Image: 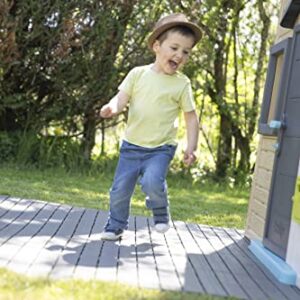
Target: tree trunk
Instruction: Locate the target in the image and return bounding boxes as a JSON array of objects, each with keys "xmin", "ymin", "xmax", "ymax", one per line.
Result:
[
  {"xmin": 82, "ymin": 108, "xmax": 96, "ymax": 162},
  {"xmin": 233, "ymin": 0, "xmax": 271, "ymax": 180},
  {"xmin": 216, "ymin": 114, "xmax": 232, "ymax": 179},
  {"xmin": 232, "ymin": 124, "xmax": 251, "ymax": 182},
  {"xmin": 100, "ymin": 121, "xmax": 105, "ymax": 156},
  {"xmin": 0, "ymin": 109, "xmax": 21, "ymax": 131},
  {"xmin": 248, "ymin": 0, "xmax": 271, "ymax": 138},
  {"xmin": 213, "ymin": 0, "xmax": 232, "ymax": 179},
  {"xmin": 80, "ymin": 1, "xmax": 136, "ymax": 162}
]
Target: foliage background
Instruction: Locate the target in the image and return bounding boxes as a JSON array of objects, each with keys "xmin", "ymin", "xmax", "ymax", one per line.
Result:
[{"xmin": 0, "ymin": 0, "xmax": 279, "ymax": 185}]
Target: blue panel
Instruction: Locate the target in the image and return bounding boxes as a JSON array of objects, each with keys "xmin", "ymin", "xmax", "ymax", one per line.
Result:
[{"xmin": 249, "ymin": 240, "xmax": 297, "ymax": 285}]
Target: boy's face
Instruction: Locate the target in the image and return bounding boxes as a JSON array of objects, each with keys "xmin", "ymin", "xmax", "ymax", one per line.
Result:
[{"xmin": 152, "ymin": 31, "xmax": 194, "ymax": 75}]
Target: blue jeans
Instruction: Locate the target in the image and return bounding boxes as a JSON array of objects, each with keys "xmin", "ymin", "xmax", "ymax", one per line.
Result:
[{"xmin": 105, "ymin": 140, "xmax": 177, "ymax": 231}]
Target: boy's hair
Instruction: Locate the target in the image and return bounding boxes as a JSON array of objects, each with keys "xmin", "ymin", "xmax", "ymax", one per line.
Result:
[{"xmin": 155, "ymin": 25, "xmax": 196, "ymax": 46}]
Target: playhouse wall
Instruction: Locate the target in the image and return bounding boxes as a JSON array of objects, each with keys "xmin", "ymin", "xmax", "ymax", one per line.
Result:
[
  {"xmin": 246, "ymin": 137, "xmax": 275, "ymax": 239},
  {"xmin": 286, "ymin": 162, "xmax": 300, "ymax": 288},
  {"xmin": 245, "ymin": 0, "xmax": 299, "ymax": 240}
]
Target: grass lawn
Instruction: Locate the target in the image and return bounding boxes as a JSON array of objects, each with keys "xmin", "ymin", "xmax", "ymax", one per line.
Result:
[
  {"xmin": 0, "ymin": 164, "xmax": 249, "ymax": 228},
  {"xmin": 0, "ymin": 163, "xmax": 248, "ymax": 300},
  {"xmin": 0, "ymin": 268, "xmax": 239, "ymax": 300}
]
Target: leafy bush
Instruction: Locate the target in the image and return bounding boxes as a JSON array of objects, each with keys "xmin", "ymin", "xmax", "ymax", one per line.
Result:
[
  {"xmin": 37, "ymin": 135, "xmax": 84, "ymax": 170},
  {"xmin": 0, "ymin": 131, "xmax": 85, "ymax": 171},
  {"xmin": 0, "ymin": 132, "xmax": 19, "ymax": 162}
]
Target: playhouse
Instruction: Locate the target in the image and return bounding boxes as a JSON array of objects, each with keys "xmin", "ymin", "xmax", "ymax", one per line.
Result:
[{"xmin": 246, "ymin": 0, "xmax": 300, "ymax": 287}]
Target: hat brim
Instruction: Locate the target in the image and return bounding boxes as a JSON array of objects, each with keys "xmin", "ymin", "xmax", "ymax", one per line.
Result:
[{"xmin": 148, "ymin": 21, "xmax": 202, "ymax": 50}]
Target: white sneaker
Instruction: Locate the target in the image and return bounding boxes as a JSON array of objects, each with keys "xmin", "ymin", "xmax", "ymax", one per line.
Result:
[
  {"xmin": 155, "ymin": 223, "xmax": 170, "ymax": 234},
  {"xmin": 100, "ymin": 229, "xmax": 123, "ymax": 241}
]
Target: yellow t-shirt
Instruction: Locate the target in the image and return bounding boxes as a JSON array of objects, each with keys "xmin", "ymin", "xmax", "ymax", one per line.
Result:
[{"xmin": 118, "ymin": 64, "xmax": 196, "ymax": 148}]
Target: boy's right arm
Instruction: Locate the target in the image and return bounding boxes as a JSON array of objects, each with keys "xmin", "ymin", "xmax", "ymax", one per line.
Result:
[{"xmin": 100, "ymin": 90, "xmax": 130, "ymax": 118}]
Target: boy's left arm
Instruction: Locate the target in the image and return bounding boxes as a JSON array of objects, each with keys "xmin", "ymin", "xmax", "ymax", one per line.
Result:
[{"xmin": 183, "ymin": 110, "xmax": 199, "ymax": 166}]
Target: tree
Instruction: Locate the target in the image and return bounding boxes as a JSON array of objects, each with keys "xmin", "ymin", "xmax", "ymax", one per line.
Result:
[
  {"xmin": 174, "ymin": 0, "xmax": 274, "ymax": 182},
  {"xmin": 0, "ymin": 0, "xmax": 165, "ymax": 162},
  {"xmin": 0, "ymin": 0, "xmax": 277, "ymax": 180}
]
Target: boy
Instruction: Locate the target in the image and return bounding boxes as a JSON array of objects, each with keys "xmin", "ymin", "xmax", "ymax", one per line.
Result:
[{"xmin": 100, "ymin": 13, "xmax": 201, "ymax": 240}]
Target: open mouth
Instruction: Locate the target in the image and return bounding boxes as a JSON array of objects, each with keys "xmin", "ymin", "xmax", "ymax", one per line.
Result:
[{"xmin": 168, "ymin": 60, "xmax": 179, "ymax": 70}]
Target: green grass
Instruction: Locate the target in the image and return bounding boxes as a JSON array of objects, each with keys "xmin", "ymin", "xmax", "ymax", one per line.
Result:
[
  {"xmin": 0, "ymin": 164, "xmax": 249, "ymax": 228},
  {"xmin": 0, "ymin": 163, "xmax": 248, "ymax": 300},
  {"xmin": 0, "ymin": 268, "xmax": 237, "ymax": 300}
]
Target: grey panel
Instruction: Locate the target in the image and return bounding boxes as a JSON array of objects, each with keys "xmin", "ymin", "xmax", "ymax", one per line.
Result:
[
  {"xmin": 5, "ymin": 203, "xmax": 60, "ymax": 273},
  {"xmin": 50, "ymin": 208, "xmax": 97, "ymax": 279},
  {"xmin": 94, "ymin": 235, "xmax": 119, "ymax": 282},
  {"xmin": 285, "ymin": 99, "xmax": 300, "ymax": 137},
  {"xmin": 1, "ymin": 197, "xmax": 300, "ymax": 298},
  {"xmin": 160, "ymin": 219, "xmax": 204, "ymax": 293},
  {"xmin": 0, "ymin": 197, "xmax": 22, "ymax": 218},
  {"xmin": 0, "ymin": 195, "xmax": 9, "ymax": 201},
  {"xmin": 174, "ymin": 221, "xmax": 227, "ymax": 297},
  {"xmin": 0, "ymin": 199, "xmax": 32, "ymax": 231},
  {"xmin": 135, "ymin": 216, "xmax": 160, "ymax": 290},
  {"xmin": 187, "ymin": 223, "xmax": 248, "ymax": 299},
  {"xmin": 29, "ymin": 207, "xmax": 84, "ymax": 277},
  {"xmin": 229, "ymin": 228, "xmax": 300, "ymax": 300},
  {"xmin": 264, "ymin": 174, "xmax": 295, "ymax": 258},
  {"xmin": 295, "ymin": 25, "xmax": 300, "ymax": 60},
  {"xmin": 289, "ymin": 60, "xmax": 300, "ymax": 99},
  {"xmin": 201, "ymin": 226, "xmax": 267, "ymax": 300},
  {"xmin": 117, "ymin": 216, "xmax": 139, "ymax": 287},
  {"xmin": 263, "ymin": 21, "xmax": 300, "ymax": 258},
  {"xmin": 150, "ymin": 218, "xmax": 182, "ymax": 291},
  {"xmin": 214, "ymin": 227, "xmax": 287, "ymax": 300},
  {"xmin": 285, "ymin": 29, "xmax": 300, "ymax": 137},
  {"xmin": 277, "ymin": 138, "xmax": 300, "ymax": 175},
  {"xmin": 0, "ymin": 201, "xmax": 45, "ymax": 241},
  {"xmin": 73, "ymin": 210, "xmax": 108, "ymax": 280},
  {"xmin": 280, "ymin": 1, "xmax": 300, "ymax": 29},
  {"xmin": 258, "ymin": 38, "xmax": 292, "ymax": 136}
]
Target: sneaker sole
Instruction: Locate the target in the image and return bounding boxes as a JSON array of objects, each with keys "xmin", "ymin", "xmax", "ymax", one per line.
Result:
[
  {"xmin": 100, "ymin": 233, "xmax": 123, "ymax": 241},
  {"xmin": 154, "ymin": 224, "xmax": 170, "ymax": 234}
]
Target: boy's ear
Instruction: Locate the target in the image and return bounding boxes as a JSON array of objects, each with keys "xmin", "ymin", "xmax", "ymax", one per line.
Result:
[{"xmin": 152, "ymin": 40, "xmax": 160, "ymax": 52}]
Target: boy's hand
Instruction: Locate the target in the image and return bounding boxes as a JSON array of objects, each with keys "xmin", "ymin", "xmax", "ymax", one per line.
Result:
[
  {"xmin": 100, "ymin": 103, "xmax": 117, "ymax": 118},
  {"xmin": 100, "ymin": 92, "xmax": 129, "ymax": 118},
  {"xmin": 183, "ymin": 150, "xmax": 197, "ymax": 166}
]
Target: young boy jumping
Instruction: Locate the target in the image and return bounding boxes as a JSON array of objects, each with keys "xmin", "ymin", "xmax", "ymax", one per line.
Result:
[{"xmin": 100, "ymin": 13, "xmax": 201, "ymax": 240}]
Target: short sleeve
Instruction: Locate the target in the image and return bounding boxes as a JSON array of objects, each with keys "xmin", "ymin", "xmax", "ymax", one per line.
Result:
[
  {"xmin": 180, "ymin": 81, "xmax": 196, "ymax": 112},
  {"xmin": 118, "ymin": 68, "xmax": 137, "ymax": 97}
]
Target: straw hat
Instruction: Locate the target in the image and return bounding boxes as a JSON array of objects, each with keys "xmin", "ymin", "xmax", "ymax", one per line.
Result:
[{"xmin": 148, "ymin": 13, "xmax": 202, "ymax": 49}]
